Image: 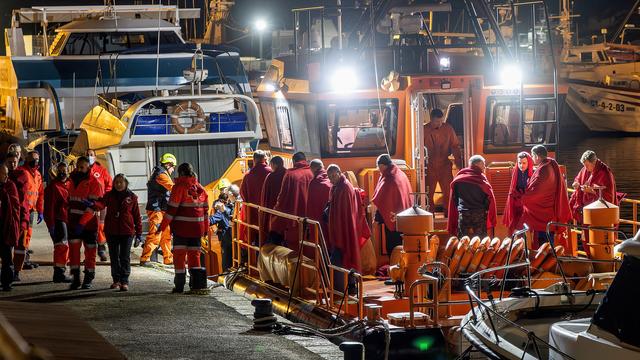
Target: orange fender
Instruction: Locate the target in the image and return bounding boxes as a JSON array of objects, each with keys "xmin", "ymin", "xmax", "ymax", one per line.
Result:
[
  {"xmin": 427, "ymin": 235, "xmax": 440, "ymax": 263},
  {"xmin": 540, "ymin": 245, "xmax": 565, "ymax": 273},
  {"xmin": 440, "ymin": 237, "xmax": 459, "ymax": 264},
  {"xmin": 450, "ymin": 236, "xmax": 470, "ymax": 275},
  {"xmin": 531, "ymin": 242, "xmax": 552, "ymax": 271}
]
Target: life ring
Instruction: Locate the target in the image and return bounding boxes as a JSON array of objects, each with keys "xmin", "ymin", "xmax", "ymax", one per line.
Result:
[
  {"xmin": 171, "ymin": 100, "xmax": 206, "ymax": 134},
  {"xmin": 450, "ymin": 236, "xmax": 470, "ymax": 275},
  {"xmin": 495, "ymin": 238, "xmax": 525, "ymax": 278},
  {"xmin": 440, "ymin": 236, "xmax": 459, "ymax": 264},
  {"xmin": 489, "ymin": 237, "xmax": 502, "ymax": 251},
  {"xmin": 480, "ymin": 236, "xmax": 491, "ymax": 249},
  {"xmin": 467, "ymin": 238, "xmax": 490, "ymax": 274},
  {"xmin": 484, "ymin": 238, "xmax": 511, "ymax": 278},
  {"xmin": 428, "ymin": 235, "xmax": 440, "ymax": 263},
  {"xmin": 469, "ymin": 236, "xmax": 481, "ymax": 252},
  {"xmin": 478, "ymin": 248, "xmax": 496, "ymax": 271},
  {"xmin": 531, "ymin": 242, "xmax": 552, "ymax": 271},
  {"xmin": 540, "ymin": 245, "xmax": 565, "ymax": 273}
]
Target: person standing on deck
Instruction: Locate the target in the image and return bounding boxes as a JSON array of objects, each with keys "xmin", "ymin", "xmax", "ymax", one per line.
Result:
[
  {"xmin": 141, "ymin": 153, "xmax": 176, "ymax": 266},
  {"xmin": 210, "ymin": 192, "xmax": 233, "ymax": 271},
  {"xmin": 270, "ymin": 152, "xmax": 314, "ymax": 251},
  {"xmin": 239, "ymin": 151, "xmax": 271, "ymax": 242},
  {"xmin": 0, "ymin": 164, "xmax": 20, "ymax": 291},
  {"xmin": 86, "ymin": 149, "xmax": 113, "ymax": 262},
  {"xmin": 67, "ymin": 156, "xmax": 105, "ymax": 289},
  {"xmin": 569, "ymin": 150, "xmax": 618, "ymax": 223},
  {"xmin": 260, "ymin": 156, "xmax": 286, "ymax": 238},
  {"xmin": 44, "ymin": 162, "xmax": 72, "ymax": 283},
  {"xmin": 159, "ymin": 163, "xmax": 209, "ymax": 293},
  {"xmin": 424, "ymin": 108, "xmax": 462, "ymax": 216},
  {"xmin": 16, "ymin": 150, "xmax": 44, "ymax": 270},
  {"xmin": 522, "ymin": 145, "xmax": 571, "ymax": 248},
  {"xmin": 5, "ymin": 152, "xmax": 30, "ymax": 282},
  {"xmin": 447, "ymin": 155, "xmax": 497, "ymax": 238},
  {"xmin": 503, "ymin": 152, "xmax": 534, "ymax": 234},
  {"xmin": 371, "ymin": 154, "xmax": 413, "ymax": 258}
]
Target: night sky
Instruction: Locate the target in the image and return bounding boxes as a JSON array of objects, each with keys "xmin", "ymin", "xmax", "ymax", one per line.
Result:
[{"xmin": 0, "ymin": 0, "xmax": 636, "ymax": 56}]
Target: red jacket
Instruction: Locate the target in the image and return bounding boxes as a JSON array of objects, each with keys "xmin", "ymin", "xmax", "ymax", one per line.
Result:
[
  {"xmin": 0, "ymin": 180, "xmax": 21, "ymax": 246},
  {"xmin": 17, "ymin": 165, "xmax": 44, "ymax": 214},
  {"xmin": 99, "ymin": 189, "xmax": 142, "ymax": 237},
  {"xmin": 44, "ymin": 177, "xmax": 70, "ymax": 228},
  {"xmin": 160, "ymin": 176, "xmax": 209, "ymax": 238},
  {"xmin": 90, "ymin": 162, "xmax": 113, "ymax": 193},
  {"xmin": 67, "ymin": 172, "xmax": 105, "ymax": 231},
  {"xmin": 9, "ymin": 169, "xmax": 30, "ymax": 230}
]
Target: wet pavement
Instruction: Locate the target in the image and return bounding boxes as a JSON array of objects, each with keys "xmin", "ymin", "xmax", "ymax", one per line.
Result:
[{"xmin": 1, "ymin": 224, "xmax": 342, "ymax": 360}]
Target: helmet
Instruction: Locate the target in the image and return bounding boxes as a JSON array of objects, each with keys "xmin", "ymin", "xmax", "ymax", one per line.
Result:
[
  {"xmin": 160, "ymin": 153, "xmax": 177, "ymax": 166},
  {"xmin": 217, "ymin": 178, "xmax": 231, "ymax": 190}
]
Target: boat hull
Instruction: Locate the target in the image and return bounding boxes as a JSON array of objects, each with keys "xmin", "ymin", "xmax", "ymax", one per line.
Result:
[{"xmin": 566, "ymin": 82, "xmax": 640, "ymax": 132}]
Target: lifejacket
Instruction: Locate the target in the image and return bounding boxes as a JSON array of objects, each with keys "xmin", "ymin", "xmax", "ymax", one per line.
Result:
[
  {"xmin": 18, "ymin": 165, "xmax": 43, "ymax": 213},
  {"xmin": 67, "ymin": 172, "xmax": 104, "ymax": 231},
  {"xmin": 146, "ymin": 165, "xmax": 171, "ymax": 211}
]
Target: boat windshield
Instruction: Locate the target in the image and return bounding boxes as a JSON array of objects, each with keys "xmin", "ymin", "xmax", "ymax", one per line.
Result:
[{"xmin": 57, "ymin": 31, "xmax": 183, "ymax": 55}]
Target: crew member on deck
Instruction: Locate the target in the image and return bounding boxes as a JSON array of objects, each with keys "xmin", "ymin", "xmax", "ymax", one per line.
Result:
[
  {"xmin": 239, "ymin": 150, "xmax": 271, "ymax": 243},
  {"xmin": 447, "ymin": 155, "xmax": 497, "ymax": 238},
  {"xmin": 424, "ymin": 108, "xmax": 462, "ymax": 215},
  {"xmin": 503, "ymin": 152, "xmax": 534, "ymax": 234},
  {"xmin": 0, "ymin": 164, "xmax": 20, "ymax": 291},
  {"xmin": 271, "ymin": 152, "xmax": 314, "ymax": 250},
  {"xmin": 569, "ymin": 150, "xmax": 618, "ymax": 222},
  {"xmin": 44, "ymin": 162, "xmax": 72, "ymax": 283},
  {"xmin": 87, "ymin": 149, "xmax": 113, "ymax": 262},
  {"xmin": 306, "ymin": 159, "xmax": 332, "ymax": 222},
  {"xmin": 522, "ymin": 145, "xmax": 571, "ymax": 248},
  {"xmin": 260, "ymin": 156, "xmax": 286, "ymax": 238},
  {"xmin": 371, "ymin": 154, "xmax": 413, "ymax": 258}
]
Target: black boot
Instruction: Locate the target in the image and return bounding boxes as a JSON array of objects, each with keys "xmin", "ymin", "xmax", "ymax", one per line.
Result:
[
  {"xmin": 98, "ymin": 244, "xmax": 108, "ymax": 262},
  {"xmin": 13, "ymin": 271, "xmax": 21, "ymax": 282},
  {"xmin": 81, "ymin": 270, "xmax": 95, "ymax": 289},
  {"xmin": 189, "ymin": 269, "xmax": 208, "ymax": 291},
  {"xmin": 172, "ymin": 272, "xmax": 186, "ymax": 293},
  {"xmin": 188, "ymin": 269, "xmax": 194, "ymax": 289},
  {"xmin": 69, "ymin": 269, "xmax": 81, "ymax": 290},
  {"xmin": 53, "ymin": 267, "xmax": 72, "ymax": 283},
  {"xmin": 1, "ymin": 266, "xmax": 13, "ymax": 291}
]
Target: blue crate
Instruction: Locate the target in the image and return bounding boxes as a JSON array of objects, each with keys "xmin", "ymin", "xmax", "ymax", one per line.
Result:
[
  {"xmin": 133, "ymin": 115, "xmax": 168, "ymax": 135},
  {"xmin": 209, "ymin": 112, "xmax": 247, "ymax": 133}
]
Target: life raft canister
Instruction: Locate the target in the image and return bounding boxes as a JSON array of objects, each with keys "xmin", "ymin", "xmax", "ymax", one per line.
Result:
[{"xmin": 171, "ymin": 100, "xmax": 206, "ymax": 134}]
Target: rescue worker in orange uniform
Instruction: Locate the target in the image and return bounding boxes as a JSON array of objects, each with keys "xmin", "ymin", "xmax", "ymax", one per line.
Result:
[
  {"xmin": 141, "ymin": 153, "xmax": 176, "ymax": 265},
  {"xmin": 44, "ymin": 162, "xmax": 72, "ymax": 283},
  {"xmin": 424, "ymin": 108, "xmax": 462, "ymax": 215},
  {"xmin": 87, "ymin": 149, "xmax": 112, "ymax": 262},
  {"xmin": 67, "ymin": 156, "xmax": 105, "ymax": 289},
  {"xmin": 17, "ymin": 150, "xmax": 44, "ymax": 270},
  {"xmin": 160, "ymin": 163, "xmax": 209, "ymax": 293},
  {"xmin": 5, "ymin": 152, "xmax": 30, "ymax": 282}
]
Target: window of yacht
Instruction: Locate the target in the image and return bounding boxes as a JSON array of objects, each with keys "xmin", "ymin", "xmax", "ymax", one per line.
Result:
[
  {"xmin": 60, "ymin": 31, "xmax": 182, "ymax": 55},
  {"xmin": 320, "ymin": 99, "xmax": 398, "ymax": 157}
]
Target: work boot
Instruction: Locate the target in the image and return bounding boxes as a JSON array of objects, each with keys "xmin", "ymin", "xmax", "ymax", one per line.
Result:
[
  {"xmin": 98, "ymin": 244, "xmax": 108, "ymax": 262},
  {"xmin": 172, "ymin": 272, "xmax": 186, "ymax": 293},
  {"xmin": 81, "ymin": 270, "xmax": 95, "ymax": 289},
  {"xmin": 13, "ymin": 271, "xmax": 21, "ymax": 282},
  {"xmin": 69, "ymin": 269, "xmax": 81, "ymax": 290},
  {"xmin": 192, "ymin": 269, "xmax": 208, "ymax": 290},
  {"xmin": 53, "ymin": 267, "xmax": 72, "ymax": 283},
  {"xmin": 150, "ymin": 248, "xmax": 160, "ymax": 263},
  {"xmin": 188, "ymin": 269, "xmax": 194, "ymax": 289}
]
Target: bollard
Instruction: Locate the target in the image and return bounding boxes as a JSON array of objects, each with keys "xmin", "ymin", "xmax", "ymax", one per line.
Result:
[
  {"xmin": 251, "ymin": 298, "xmax": 277, "ymax": 331},
  {"xmin": 339, "ymin": 341, "xmax": 364, "ymax": 360}
]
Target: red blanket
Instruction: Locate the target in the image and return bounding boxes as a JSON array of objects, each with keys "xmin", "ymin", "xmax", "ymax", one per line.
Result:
[
  {"xmin": 240, "ymin": 162, "xmax": 271, "ymax": 233},
  {"xmin": 447, "ymin": 166, "xmax": 497, "ymax": 235},
  {"xmin": 355, "ymin": 188, "xmax": 371, "ymax": 248},
  {"xmin": 259, "ymin": 167, "xmax": 286, "ymax": 235},
  {"xmin": 372, "ymin": 164, "xmax": 413, "ymax": 231},
  {"xmin": 271, "ymin": 161, "xmax": 314, "ymax": 246},
  {"xmin": 306, "ymin": 169, "xmax": 332, "ymax": 221},
  {"xmin": 503, "ymin": 152, "xmax": 534, "ymax": 233},
  {"xmin": 0, "ymin": 180, "xmax": 20, "ymax": 246},
  {"xmin": 328, "ymin": 175, "xmax": 362, "ymax": 271},
  {"xmin": 522, "ymin": 158, "xmax": 571, "ymax": 232},
  {"xmin": 569, "ymin": 159, "xmax": 617, "ymax": 221}
]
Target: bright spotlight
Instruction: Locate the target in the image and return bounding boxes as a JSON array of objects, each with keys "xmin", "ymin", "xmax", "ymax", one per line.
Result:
[
  {"xmin": 439, "ymin": 57, "xmax": 451, "ymax": 71},
  {"xmin": 499, "ymin": 63, "xmax": 522, "ymax": 88},
  {"xmin": 264, "ymin": 83, "xmax": 276, "ymax": 92},
  {"xmin": 254, "ymin": 19, "xmax": 267, "ymax": 32},
  {"xmin": 330, "ymin": 66, "xmax": 358, "ymax": 93}
]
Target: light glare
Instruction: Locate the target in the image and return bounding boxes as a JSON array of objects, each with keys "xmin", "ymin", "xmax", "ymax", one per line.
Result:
[
  {"xmin": 500, "ymin": 63, "xmax": 523, "ymax": 88},
  {"xmin": 331, "ymin": 66, "xmax": 358, "ymax": 93},
  {"xmin": 255, "ymin": 19, "xmax": 267, "ymax": 32}
]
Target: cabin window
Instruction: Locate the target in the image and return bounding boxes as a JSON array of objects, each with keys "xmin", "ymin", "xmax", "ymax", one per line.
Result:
[
  {"xmin": 60, "ymin": 31, "xmax": 182, "ymax": 55},
  {"xmin": 260, "ymin": 100, "xmax": 294, "ymax": 151},
  {"xmin": 580, "ymin": 52, "xmax": 593, "ymax": 63},
  {"xmin": 290, "ymin": 103, "xmax": 312, "ymax": 153},
  {"xmin": 320, "ymin": 99, "xmax": 398, "ymax": 157},
  {"xmin": 484, "ymin": 97, "xmax": 556, "ymax": 152}
]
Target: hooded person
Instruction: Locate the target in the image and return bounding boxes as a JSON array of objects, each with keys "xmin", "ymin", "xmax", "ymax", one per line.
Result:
[
  {"xmin": 522, "ymin": 145, "xmax": 572, "ymax": 248},
  {"xmin": 0, "ymin": 164, "xmax": 20, "ymax": 291},
  {"xmin": 270, "ymin": 152, "xmax": 314, "ymax": 251},
  {"xmin": 239, "ymin": 151, "xmax": 272, "ymax": 243},
  {"xmin": 503, "ymin": 152, "xmax": 534, "ymax": 234},
  {"xmin": 371, "ymin": 154, "xmax": 413, "ymax": 257},
  {"xmin": 87, "ymin": 149, "xmax": 113, "ymax": 262},
  {"xmin": 306, "ymin": 159, "xmax": 332, "ymax": 222},
  {"xmin": 424, "ymin": 108, "xmax": 462, "ymax": 215},
  {"xmin": 260, "ymin": 156, "xmax": 286, "ymax": 238},
  {"xmin": 447, "ymin": 155, "xmax": 497, "ymax": 238},
  {"xmin": 569, "ymin": 150, "xmax": 618, "ymax": 222},
  {"xmin": 44, "ymin": 162, "xmax": 72, "ymax": 283}
]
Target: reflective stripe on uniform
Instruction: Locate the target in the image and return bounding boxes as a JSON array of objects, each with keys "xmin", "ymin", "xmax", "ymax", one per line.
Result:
[
  {"xmin": 70, "ymin": 196, "xmax": 85, "ymax": 201},
  {"xmin": 70, "ymin": 209, "xmax": 87, "ymax": 215},
  {"xmin": 14, "ymin": 249, "xmax": 26, "ymax": 255},
  {"xmin": 177, "ymin": 202, "xmax": 208, "ymax": 208},
  {"xmin": 187, "ymin": 246, "xmax": 201, "ymax": 251},
  {"xmin": 164, "ymin": 214, "xmax": 174, "ymax": 221},
  {"xmin": 175, "ymin": 269, "xmax": 186, "ymax": 274},
  {"xmin": 173, "ymin": 216, "xmax": 205, "ymax": 222}
]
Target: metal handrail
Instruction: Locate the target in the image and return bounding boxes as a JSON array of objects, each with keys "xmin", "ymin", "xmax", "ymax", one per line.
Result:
[{"xmin": 567, "ymin": 187, "xmax": 640, "ymax": 234}]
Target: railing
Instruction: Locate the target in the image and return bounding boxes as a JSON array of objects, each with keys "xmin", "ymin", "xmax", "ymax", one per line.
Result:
[
  {"xmin": 231, "ymin": 201, "xmax": 365, "ymax": 319},
  {"xmin": 566, "ymin": 187, "xmax": 640, "ymax": 234}
]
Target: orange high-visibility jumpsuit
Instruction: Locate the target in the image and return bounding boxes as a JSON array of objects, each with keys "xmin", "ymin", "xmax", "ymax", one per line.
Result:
[
  {"xmin": 90, "ymin": 162, "xmax": 112, "ymax": 248},
  {"xmin": 14, "ymin": 165, "xmax": 43, "ymax": 271},
  {"xmin": 141, "ymin": 167, "xmax": 174, "ymax": 264},
  {"xmin": 67, "ymin": 173, "xmax": 104, "ymax": 275},
  {"xmin": 424, "ymin": 122, "xmax": 462, "ymax": 215}
]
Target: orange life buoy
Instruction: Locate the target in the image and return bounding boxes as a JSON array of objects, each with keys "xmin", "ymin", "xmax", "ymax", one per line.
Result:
[
  {"xmin": 171, "ymin": 100, "xmax": 206, "ymax": 134},
  {"xmin": 458, "ymin": 246, "xmax": 475, "ymax": 274},
  {"xmin": 484, "ymin": 238, "xmax": 511, "ymax": 278},
  {"xmin": 478, "ymin": 248, "xmax": 496, "ymax": 271},
  {"xmin": 489, "ymin": 237, "xmax": 501, "ymax": 251},
  {"xmin": 531, "ymin": 242, "xmax": 552, "ymax": 271},
  {"xmin": 440, "ymin": 237, "xmax": 459, "ymax": 264},
  {"xmin": 469, "ymin": 236, "xmax": 481, "ymax": 252},
  {"xmin": 494, "ymin": 238, "xmax": 525, "ymax": 278},
  {"xmin": 467, "ymin": 248, "xmax": 485, "ymax": 274},
  {"xmin": 480, "ymin": 236, "xmax": 491, "ymax": 249},
  {"xmin": 450, "ymin": 236, "xmax": 470, "ymax": 275},
  {"xmin": 540, "ymin": 245, "xmax": 565, "ymax": 273},
  {"xmin": 428, "ymin": 235, "xmax": 439, "ymax": 262}
]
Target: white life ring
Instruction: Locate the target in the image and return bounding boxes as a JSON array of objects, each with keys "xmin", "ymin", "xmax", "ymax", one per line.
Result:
[{"xmin": 171, "ymin": 100, "xmax": 206, "ymax": 134}]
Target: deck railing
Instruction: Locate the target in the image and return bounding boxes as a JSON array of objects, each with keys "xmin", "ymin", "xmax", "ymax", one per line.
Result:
[{"xmin": 231, "ymin": 201, "xmax": 365, "ymax": 319}]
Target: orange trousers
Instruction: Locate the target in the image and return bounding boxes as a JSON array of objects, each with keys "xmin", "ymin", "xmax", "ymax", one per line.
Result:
[{"xmin": 141, "ymin": 210, "xmax": 173, "ymax": 264}]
